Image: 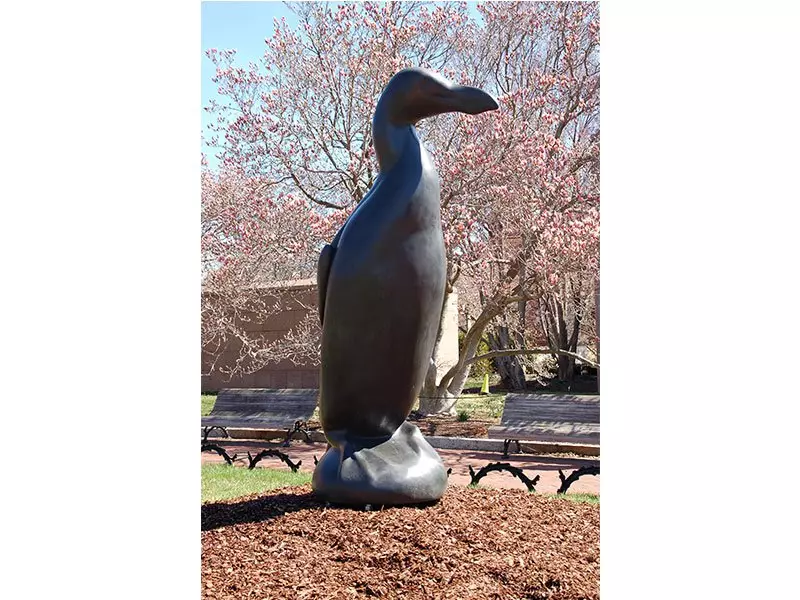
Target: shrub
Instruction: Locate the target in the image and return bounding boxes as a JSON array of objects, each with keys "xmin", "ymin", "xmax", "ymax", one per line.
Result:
[{"xmin": 457, "ymin": 410, "xmax": 470, "ymax": 422}]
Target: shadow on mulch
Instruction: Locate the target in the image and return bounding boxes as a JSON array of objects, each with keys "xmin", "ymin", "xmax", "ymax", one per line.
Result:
[
  {"xmin": 202, "ymin": 490, "xmax": 444, "ymax": 531},
  {"xmin": 202, "ymin": 490, "xmax": 324, "ymax": 531}
]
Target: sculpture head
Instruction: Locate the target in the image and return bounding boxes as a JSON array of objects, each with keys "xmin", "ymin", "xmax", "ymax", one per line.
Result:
[{"xmin": 375, "ymin": 67, "xmax": 499, "ymax": 126}]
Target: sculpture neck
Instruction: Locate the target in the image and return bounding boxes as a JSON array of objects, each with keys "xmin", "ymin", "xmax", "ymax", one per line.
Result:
[{"xmin": 372, "ymin": 106, "xmax": 416, "ymax": 172}]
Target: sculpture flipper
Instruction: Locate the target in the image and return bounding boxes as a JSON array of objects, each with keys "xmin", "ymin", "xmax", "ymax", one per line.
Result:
[
  {"xmin": 317, "ymin": 224, "xmax": 346, "ymax": 325},
  {"xmin": 317, "ymin": 243, "xmax": 335, "ymax": 325}
]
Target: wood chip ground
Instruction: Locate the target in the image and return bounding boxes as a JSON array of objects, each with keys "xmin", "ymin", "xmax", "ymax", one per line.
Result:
[{"xmin": 202, "ymin": 485, "xmax": 599, "ymax": 599}]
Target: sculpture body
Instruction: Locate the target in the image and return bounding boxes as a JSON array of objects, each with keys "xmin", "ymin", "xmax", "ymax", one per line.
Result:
[{"xmin": 312, "ymin": 68, "xmax": 498, "ymax": 505}]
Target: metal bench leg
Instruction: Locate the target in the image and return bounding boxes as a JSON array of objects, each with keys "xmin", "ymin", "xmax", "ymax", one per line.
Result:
[
  {"xmin": 283, "ymin": 420, "xmax": 312, "ymax": 447},
  {"xmin": 502, "ymin": 439, "xmax": 521, "ymax": 458}
]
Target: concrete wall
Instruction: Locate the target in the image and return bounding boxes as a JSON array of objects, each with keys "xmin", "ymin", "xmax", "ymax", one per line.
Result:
[
  {"xmin": 201, "ymin": 282, "xmax": 459, "ymax": 393},
  {"xmin": 434, "ymin": 290, "xmax": 460, "ymax": 383}
]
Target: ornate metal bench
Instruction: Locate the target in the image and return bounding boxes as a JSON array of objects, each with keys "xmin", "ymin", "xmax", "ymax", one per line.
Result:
[
  {"xmin": 201, "ymin": 388, "xmax": 319, "ymax": 445},
  {"xmin": 488, "ymin": 393, "xmax": 600, "ymax": 457}
]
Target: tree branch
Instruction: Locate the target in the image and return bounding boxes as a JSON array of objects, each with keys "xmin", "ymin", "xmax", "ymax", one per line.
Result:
[{"xmin": 466, "ymin": 348, "xmax": 599, "ymax": 369}]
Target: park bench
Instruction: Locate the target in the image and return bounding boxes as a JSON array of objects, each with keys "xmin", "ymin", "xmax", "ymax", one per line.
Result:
[
  {"xmin": 201, "ymin": 388, "xmax": 319, "ymax": 444},
  {"xmin": 488, "ymin": 393, "xmax": 600, "ymax": 457}
]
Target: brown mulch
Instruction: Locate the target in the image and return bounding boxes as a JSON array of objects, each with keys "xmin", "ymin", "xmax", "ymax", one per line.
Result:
[
  {"xmin": 415, "ymin": 415, "xmax": 493, "ymax": 438},
  {"xmin": 308, "ymin": 417, "xmax": 492, "ymax": 438},
  {"xmin": 202, "ymin": 485, "xmax": 599, "ymax": 600}
]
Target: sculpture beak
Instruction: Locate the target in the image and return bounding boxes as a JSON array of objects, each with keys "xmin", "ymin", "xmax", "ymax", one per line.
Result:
[
  {"xmin": 441, "ymin": 85, "xmax": 499, "ymax": 115},
  {"xmin": 393, "ymin": 71, "xmax": 500, "ymax": 123}
]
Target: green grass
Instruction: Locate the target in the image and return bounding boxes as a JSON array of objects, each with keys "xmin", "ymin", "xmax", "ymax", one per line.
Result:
[
  {"xmin": 463, "ymin": 373, "xmax": 502, "ymax": 390},
  {"xmin": 202, "ymin": 463, "xmax": 312, "ymax": 503},
  {"xmin": 552, "ymin": 493, "xmax": 599, "ymax": 504},
  {"xmin": 453, "ymin": 393, "xmax": 506, "ymax": 420},
  {"xmin": 201, "ymin": 394, "xmax": 217, "ymax": 416}
]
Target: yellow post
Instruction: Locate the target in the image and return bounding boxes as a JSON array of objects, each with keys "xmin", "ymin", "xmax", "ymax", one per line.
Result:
[{"xmin": 480, "ymin": 373, "xmax": 490, "ymax": 395}]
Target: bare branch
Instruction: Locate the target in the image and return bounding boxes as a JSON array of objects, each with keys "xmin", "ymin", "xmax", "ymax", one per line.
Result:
[{"xmin": 466, "ymin": 348, "xmax": 599, "ymax": 369}]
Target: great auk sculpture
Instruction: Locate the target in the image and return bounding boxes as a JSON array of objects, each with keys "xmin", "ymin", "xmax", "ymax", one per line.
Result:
[{"xmin": 312, "ymin": 68, "xmax": 499, "ymax": 505}]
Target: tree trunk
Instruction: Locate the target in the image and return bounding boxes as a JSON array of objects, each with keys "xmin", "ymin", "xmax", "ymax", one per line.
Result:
[
  {"xmin": 555, "ymin": 311, "xmax": 580, "ymax": 383},
  {"xmin": 557, "ymin": 354, "xmax": 575, "ymax": 382},
  {"xmin": 417, "ymin": 392, "xmax": 458, "ymax": 415},
  {"xmin": 419, "ymin": 254, "xmax": 528, "ymax": 414},
  {"xmin": 417, "ymin": 305, "xmax": 501, "ymax": 415},
  {"xmin": 539, "ymin": 287, "xmax": 582, "ymax": 385},
  {"xmin": 487, "ymin": 325, "xmax": 526, "ymax": 390}
]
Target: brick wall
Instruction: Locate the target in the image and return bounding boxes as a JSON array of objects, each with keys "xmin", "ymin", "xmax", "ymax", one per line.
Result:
[
  {"xmin": 201, "ymin": 281, "xmax": 459, "ymax": 393},
  {"xmin": 201, "ymin": 281, "xmax": 320, "ymax": 392}
]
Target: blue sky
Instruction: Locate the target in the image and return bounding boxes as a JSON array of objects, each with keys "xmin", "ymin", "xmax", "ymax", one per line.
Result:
[
  {"xmin": 201, "ymin": 2, "xmax": 299, "ymax": 168},
  {"xmin": 201, "ymin": 1, "xmax": 484, "ymax": 170}
]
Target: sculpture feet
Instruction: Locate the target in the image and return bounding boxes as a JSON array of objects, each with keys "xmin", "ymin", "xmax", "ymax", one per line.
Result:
[{"xmin": 312, "ymin": 421, "xmax": 448, "ymax": 506}]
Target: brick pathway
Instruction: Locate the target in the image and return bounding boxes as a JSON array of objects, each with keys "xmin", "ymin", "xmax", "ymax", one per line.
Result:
[{"xmin": 202, "ymin": 440, "xmax": 599, "ymax": 495}]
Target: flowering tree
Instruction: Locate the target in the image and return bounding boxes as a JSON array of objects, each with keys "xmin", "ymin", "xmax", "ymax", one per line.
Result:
[
  {"xmin": 202, "ymin": 1, "xmax": 600, "ymax": 409},
  {"xmin": 203, "ymin": 1, "xmax": 474, "ymax": 383},
  {"xmin": 201, "ymin": 168, "xmax": 332, "ymax": 377},
  {"xmin": 417, "ymin": 1, "xmax": 600, "ymax": 409},
  {"xmin": 204, "ymin": 1, "xmax": 472, "ymax": 208}
]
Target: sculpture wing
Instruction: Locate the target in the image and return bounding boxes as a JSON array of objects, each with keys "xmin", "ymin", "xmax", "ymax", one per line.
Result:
[
  {"xmin": 317, "ymin": 175, "xmax": 384, "ymax": 325},
  {"xmin": 317, "ymin": 242, "xmax": 336, "ymax": 325}
]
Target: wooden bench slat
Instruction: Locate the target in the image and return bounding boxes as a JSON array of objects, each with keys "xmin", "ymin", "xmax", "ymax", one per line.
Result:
[
  {"xmin": 500, "ymin": 415, "xmax": 598, "ymax": 424},
  {"xmin": 503, "ymin": 401, "xmax": 598, "ymax": 408},
  {"xmin": 489, "ymin": 425, "xmax": 600, "ymax": 444},
  {"xmin": 212, "ymin": 389, "xmax": 318, "ymax": 399},
  {"xmin": 203, "ymin": 418, "xmax": 299, "ymax": 425},
  {"xmin": 491, "ymin": 423, "xmax": 600, "ymax": 434},
  {"xmin": 207, "ymin": 412, "xmax": 314, "ymax": 418},
  {"xmin": 502, "ymin": 399, "xmax": 599, "ymax": 407},
  {"xmin": 500, "ymin": 409, "xmax": 599, "ymax": 417},
  {"xmin": 212, "ymin": 403, "xmax": 317, "ymax": 409},
  {"xmin": 490, "ymin": 393, "xmax": 600, "ymax": 446},
  {"xmin": 501, "ymin": 404, "xmax": 599, "ymax": 412},
  {"xmin": 501, "ymin": 408, "xmax": 598, "ymax": 416}
]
